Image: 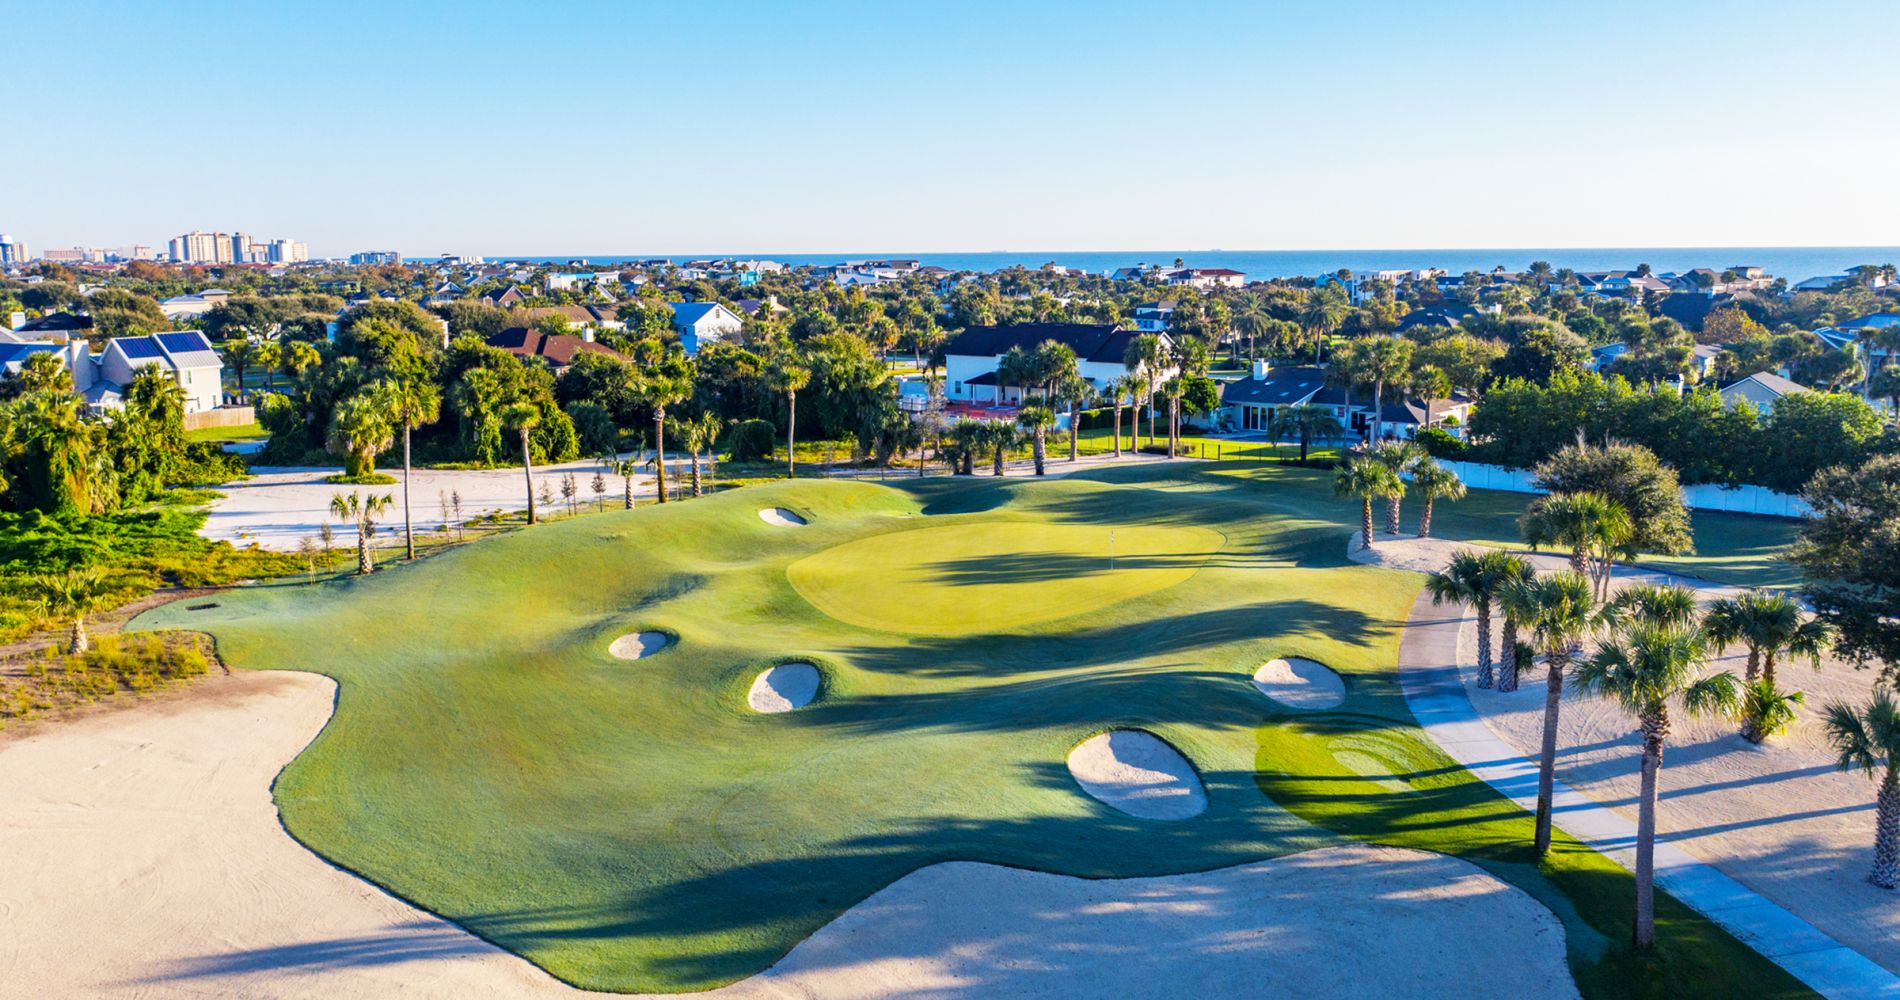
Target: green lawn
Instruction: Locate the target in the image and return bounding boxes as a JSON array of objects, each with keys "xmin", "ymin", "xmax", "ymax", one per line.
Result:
[
  {"xmin": 183, "ymin": 421, "xmax": 270, "ymax": 445},
  {"xmin": 132, "ymin": 465, "xmax": 1807, "ymax": 996}
]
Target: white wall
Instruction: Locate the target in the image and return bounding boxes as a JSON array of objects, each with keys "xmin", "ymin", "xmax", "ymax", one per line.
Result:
[{"xmin": 1434, "ymin": 460, "xmax": 1812, "ymax": 518}]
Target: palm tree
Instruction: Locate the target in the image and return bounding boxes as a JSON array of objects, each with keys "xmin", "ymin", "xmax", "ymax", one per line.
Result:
[
  {"xmin": 1057, "ymin": 374, "xmax": 1092, "ymax": 463},
  {"xmin": 329, "ymin": 490, "xmax": 394, "ymax": 575},
  {"xmin": 1824, "ymin": 689, "xmax": 1900, "ymax": 888},
  {"xmin": 1516, "ymin": 570, "xmax": 1601, "ymax": 857},
  {"xmin": 1106, "ymin": 376, "xmax": 1135, "ymax": 456},
  {"xmin": 1607, "ymin": 582, "xmax": 1701, "ymax": 630},
  {"xmin": 388, "ymin": 376, "xmax": 441, "ymax": 560},
  {"xmin": 1301, "ymin": 284, "xmax": 1349, "ymax": 364},
  {"xmin": 1521, "ymin": 491, "xmax": 1633, "ymax": 600},
  {"xmin": 1426, "ymin": 550, "xmax": 1503, "ymax": 688},
  {"xmin": 1016, "ymin": 401, "xmax": 1056, "ymax": 475},
  {"xmin": 1163, "ymin": 338, "xmax": 1209, "ymax": 457},
  {"xmin": 1577, "ymin": 610, "xmax": 1739, "ymax": 948},
  {"xmin": 32, "ymin": 567, "xmax": 121, "ymax": 655},
  {"xmin": 1123, "ymin": 333, "xmax": 1165, "ymax": 447},
  {"xmin": 1234, "ymin": 291, "xmax": 1271, "ymax": 361},
  {"xmin": 502, "ymin": 402, "xmax": 542, "ymax": 524},
  {"xmin": 325, "ymin": 383, "xmax": 397, "ymax": 480},
  {"xmin": 642, "ymin": 367, "xmax": 694, "ymax": 503},
  {"xmin": 668, "ymin": 411, "xmax": 722, "ymax": 497},
  {"xmin": 985, "ymin": 420, "xmax": 1017, "ymax": 476},
  {"xmin": 1738, "ymin": 679, "xmax": 1805, "ymax": 743},
  {"xmin": 949, "ymin": 418, "xmax": 983, "ymax": 475},
  {"xmin": 1369, "ymin": 440, "xmax": 1425, "ymax": 534},
  {"xmin": 1410, "ymin": 459, "xmax": 1466, "ymax": 538},
  {"xmin": 602, "ymin": 447, "xmax": 641, "ymax": 509},
  {"xmin": 1334, "ymin": 456, "xmax": 1402, "ymax": 550},
  {"xmin": 1361, "ymin": 336, "xmax": 1416, "ymax": 443},
  {"xmin": 1703, "ymin": 589, "xmax": 1833, "ymax": 688},
  {"xmin": 1279, "ymin": 403, "xmax": 1343, "ymax": 461},
  {"xmin": 772, "ymin": 360, "xmax": 810, "ymax": 477},
  {"xmin": 1489, "ymin": 554, "xmax": 1538, "ymax": 691}
]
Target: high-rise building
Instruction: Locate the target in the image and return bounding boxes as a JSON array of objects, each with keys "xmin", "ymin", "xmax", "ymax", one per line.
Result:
[
  {"xmin": 0, "ymin": 234, "xmax": 26, "ymax": 267},
  {"xmin": 230, "ymin": 232, "xmax": 252, "ymax": 263},
  {"xmin": 266, "ymin": 239, "xmax": 308, "ymax": 264},
  {"xmin": 348, "ymin": 250, "xmax": 402, "ymax": 266}
]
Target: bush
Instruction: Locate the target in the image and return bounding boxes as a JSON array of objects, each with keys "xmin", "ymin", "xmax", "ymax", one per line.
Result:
[
  {"xmin": 325, "ymin": 472, "xmax": 398, "ymax": 485},
  {"xmin": 725, "ymin": 419, "xmax": 778, "ymax": 462},
  {"xmin": 1415, "ymin": 427, "xmax": 1466, "ymax": 460}
]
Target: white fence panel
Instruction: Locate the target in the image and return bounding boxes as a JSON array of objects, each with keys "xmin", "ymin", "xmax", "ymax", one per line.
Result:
[{"xmin": 1435, "ymin": 461, "xmax": 1810, "ymax": 519}]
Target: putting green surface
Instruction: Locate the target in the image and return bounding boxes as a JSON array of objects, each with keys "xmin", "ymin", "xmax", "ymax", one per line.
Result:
[
  {"xmin": 133, "ymin": 463, "xmax": 1808, "ymax": 998},
  {"xmin": 788, "ymin": 521, "xmax": 1223, "ymax": 635}
]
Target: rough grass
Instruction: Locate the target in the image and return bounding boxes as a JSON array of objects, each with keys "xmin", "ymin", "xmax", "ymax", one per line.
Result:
[{"xmin": 132, "ymin": 463, "xmax": 1808, "ymax": 996}]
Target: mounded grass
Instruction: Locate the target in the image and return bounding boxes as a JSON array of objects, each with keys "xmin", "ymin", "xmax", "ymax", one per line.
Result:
[{"xmin": 132, "ymin": 462, "xmax": 1808, "ymax": 996}]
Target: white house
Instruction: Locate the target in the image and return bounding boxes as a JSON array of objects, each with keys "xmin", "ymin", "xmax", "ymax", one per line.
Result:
[
  {"xmin": 157, "ymin": 287, "xmax": 233, "ymax": 321},
  {"xmin": 8, "ymin": 332, "xmax": 223, "ymax": 413},
  {"xmin": 940, "ymin": 322, "xmax": 1170, "ymax": 407},
  {"xmin": 1130, "ymin": 301, "xmax": 1174, "ymax": 332},
  {"xmin": 1165, "ymin": 267, "xmax": 1245, "ymax": 290},
  {"xmin": 1717, "ymin": 371, "xmax": 1807, "ymax": 410},
  {"xmin": 1218, "ymin": 359, "xmax": 1470, "ymax": 440},
  {"xmin": 668, "ymin": 302, "xmax": 745, "ymax": 355}
]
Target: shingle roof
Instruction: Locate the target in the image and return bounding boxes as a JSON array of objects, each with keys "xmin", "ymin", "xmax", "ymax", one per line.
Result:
[
  {"xmin": 942, "ymin": 322, "xmax": 1144, "ymax": 365},
  {"xmin": 1218, "ymin": 365, "xmax": 1328, "ymax": 405},
  {"xmin": 16, "ymin": 311, "xmax": 91, "ymax": 334},
  {"xmin": 487, "ymin": 328, "xmax": 624, "ymax": 367}
]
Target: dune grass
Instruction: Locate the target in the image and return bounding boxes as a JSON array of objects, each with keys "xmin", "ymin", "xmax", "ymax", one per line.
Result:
[{"xmin": 131, "ymin": 463, "xmax": 1809, "ymax": 996}]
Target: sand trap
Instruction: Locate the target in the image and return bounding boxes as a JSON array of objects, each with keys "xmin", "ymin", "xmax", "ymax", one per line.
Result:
[
  {"xmin": 747, "ymin": 662, "xmax": 821, "ymax": 713},
  {"xmin": 758, "ymin": 507, "xmax": 806, "ymax": 527},
  {"xmin": 1067, "ymin": 729, "xmax": 1207, "ymax": 820},
  {"xmin": 608, "ymin": 631, "xmax": 671, "ymax": 660},
  {"xmin": 1252, "ymin": 657, "xmax": 1345, "ymax": 709}
]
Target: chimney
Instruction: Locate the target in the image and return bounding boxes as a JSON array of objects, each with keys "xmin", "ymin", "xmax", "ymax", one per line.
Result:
[
  {"xmin": 8, "ymin": 311, "xmax": 22, "ymax": 331},
  {"xmin": 1251, "ymin": 358, "xmax": 1270, "ymax": 380},
  {"xmin": 581, "ymin": 326, "xmax": 595, "ymax": 343}
]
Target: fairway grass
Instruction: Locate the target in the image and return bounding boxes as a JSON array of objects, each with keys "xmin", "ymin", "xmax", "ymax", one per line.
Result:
[{"xmin": 133, "ymin": 462, "xmax": 1809, "ymax": 997}]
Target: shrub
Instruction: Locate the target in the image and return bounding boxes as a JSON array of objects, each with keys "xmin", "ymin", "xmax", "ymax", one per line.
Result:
[
  {"xmin": 725, "ymin": 419, "xmax": 777, "ymax": 462},
  {"xmin": 1739, "ymin": 679, "xmax": 1803, "ymax": 743},
  {"xmin": 1415, "ymin": 427, "xmax": 1466, "ymax": 460}
]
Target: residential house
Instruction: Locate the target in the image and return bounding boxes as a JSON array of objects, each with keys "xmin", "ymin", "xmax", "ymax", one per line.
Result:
[
  {"xmin": 26, "ymin": 332, "xmax": 226, "ymax": 413},
  {"xmin": 1130, "ymin": 301, "xmax": 1175, "ymax": 333},
  {"xmin": 1165, "ymin": 267, "xmax": 1245, "ymax": 290},
  {"xmin": 668, "ymin": 302, "xmax": 745, "ymax": 355},
  {"xmin": 157, "ymin": 287, "xmax": 233, "ymax": 321},
  {"xmin": 1217, "ymin": 359, "xmax": 1470, "ymax": 441},
  {"xmin": 1717, "ymin": 371, "xmax": 1807, "ymax": 410},
  {"xmin": 735, "ymin": 296, "xmax": 787, "ymax": 317},
  {"xmin": 939, "ymin": 322, "xmax": 1168, "ymax": 407},
  {"xmin": 0, "ymin": 341, "xmax": 63, "ymax": 374},
  {"xmin": 481, "ymin": 285, "xmax": 528, "ymax": 309},
  {"xmin": 1394, "ymin": 305, "xmax": 1468, "ymax": 333},
  {"xmin": 485, "ymin": 328, "xmax": 625, "ymax": 372},
  {"xmin": 12, "ymin": 311, "xmax": 93, "ymax": 343},
  {"xmin": 425, "ymin": 281, "xmax": 466, "ymax": 306},
  {"xmin": 519, "ymin": 304, "xmax": 625, "ymax": 333}
]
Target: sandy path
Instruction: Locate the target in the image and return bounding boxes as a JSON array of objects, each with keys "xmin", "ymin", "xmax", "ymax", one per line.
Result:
[
  {"xmin": 1355, "ymin": 532, "xmax": 1900, "ymax": 975},
  {"xmin": 0, "ymin": 666, "xmax": 1581, "ymax": 998},
  {"xmin": 202, "ymin": 462, "xmax": 652, "ymax": 552}
]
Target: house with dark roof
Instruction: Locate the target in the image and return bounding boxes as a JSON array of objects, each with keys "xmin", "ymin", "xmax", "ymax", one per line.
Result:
[
  {"xmin": 1217, "ymin": 359, "xmax": 1469, "ymax": 441},
  {"xmin": 940, "ymin": 322, "xmax": 1170, "ymax": 406},
  {"xmin": 486, "ymin": 328, "xmax": 625, "ymax": 371},
  {"xmin": 1131, "ymin": 301, "xmax": 1175, "ymax": 332},
  {"xmin": 12, "ymin": 311, "xmax": 93, "ymax": 343},
  {"xmin": 481, "ymin": 285, "xmax": 527, "ymax": 309}
]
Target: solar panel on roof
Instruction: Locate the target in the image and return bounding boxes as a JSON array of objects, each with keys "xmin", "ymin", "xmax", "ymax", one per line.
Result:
[
  {"xmin": 157, "ymin": 332, "xmax": 209, "ymax": 353},
  {"xmin": 118, "ymin": 338, "xmax": 164, "ymax": 359}
]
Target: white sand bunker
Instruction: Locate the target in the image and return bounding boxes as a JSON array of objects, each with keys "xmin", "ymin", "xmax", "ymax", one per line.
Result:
[
  {"xmin": 1253, "ymin": 657, "xmax": 1345, "ymax": 710},
  {"xmin": 607, "ymin": 631, "xmax": 671, "ymax": 660},
  {"xmin": 758, "ymin": 507, "xmax": 807, "ymax": 526},
  {"xmin": 747, "ymin": 662, "xmax": 821, "ymax": 713},
  {"xmin": 1067, "ymin": 729, "xmax": 1207, "ymax": 820}
]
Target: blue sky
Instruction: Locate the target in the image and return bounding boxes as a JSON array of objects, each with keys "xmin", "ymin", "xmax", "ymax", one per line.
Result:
[{"xmin": 10, "ymin": 1, "xmax": 1898, "ymax": 257}]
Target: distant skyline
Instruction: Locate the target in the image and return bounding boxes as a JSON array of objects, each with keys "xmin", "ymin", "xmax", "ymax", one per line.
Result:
[{"xmin": 11, "ymin": 1, "xmax": 1899, "ymax": 257}]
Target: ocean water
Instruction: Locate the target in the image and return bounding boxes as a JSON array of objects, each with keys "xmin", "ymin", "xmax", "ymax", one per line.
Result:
[{"xmin": 498, "ymin": 247, "xmax": 1900, "ymax": 282}]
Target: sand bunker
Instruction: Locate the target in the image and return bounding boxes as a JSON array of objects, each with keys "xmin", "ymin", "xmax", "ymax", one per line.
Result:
[
  {"xmin": 608, "ymin": 631, "xmax": 671, "ymax": 660},
  {"xmin": 1253, "ymin": 657, "xmax": 1345, "ymax": 709},
  {"xmin": 1067, "ymin": 729, "xmax": 1207, "ymax": 820},
  {"xmin": 758, "ymin": 507, "xmax": 806, "ymax": 527},
  {"xmin": 747, "ymin": 662, "xmax": 821, "ymax": 713}
]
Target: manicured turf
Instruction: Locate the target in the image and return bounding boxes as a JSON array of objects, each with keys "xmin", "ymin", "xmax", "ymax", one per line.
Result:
[
  {"xmin": 787, "ymin": 520, "xmax": 1223, "ymax": 635},
  {"xmin": 133, "ymin": 462, "xmax": 1809, "ymax": 996}
]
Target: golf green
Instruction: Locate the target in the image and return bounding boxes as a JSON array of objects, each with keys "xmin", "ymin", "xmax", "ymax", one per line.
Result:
[
  {"xmin": 131, "ymin": 464, "xmax": 1807, "ymax": 998},
  {"xmin": 788, "ymin": 521, "xmax": 1223, "ymax": 635}
]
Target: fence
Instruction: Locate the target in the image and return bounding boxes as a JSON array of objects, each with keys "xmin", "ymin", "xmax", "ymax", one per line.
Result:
[
  {"xmin": 183, "ymin": 406, "xmax": 255, "ymax": 432},
  {"xmin": 1435, "ymin": 460, "xmax": 1812, "ymax": 519}
]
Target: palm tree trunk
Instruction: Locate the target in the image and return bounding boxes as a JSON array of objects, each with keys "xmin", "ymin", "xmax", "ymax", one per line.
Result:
[
  {"xmin": 1744, "ymin": 647, "xmax": 1760, "ymax": 683},
  {"xmin": 1033, "ymin": 428, "xmax": 1046, "ymax": 475},
  {"xmin": 690, "ymin": 449, "xmax": 702, "ymax": 497},
  {"xmin": 1168, "ymin": 395, "xmax": 1179, "ymax": 458},
  {"xmin": 402, "ymin": 422, "xmax": 415, "ymax": 559},
  {"xmin": 520, "ymin": 430, "xmax": 536, "ymax": 525},
  {"xmin": 1475, "ymin": 597, "xmax": 1495, "ymax": 689},
  {"xmin": 1633, "ymin": 712, "xmax": 1665, "ymax": 948},
  {"xmin": 357, "ymin": 522, "xmax": 373, "ymax": 575},
  {"xmin": 623, "ymin": 470, "xmax": 635, "ymax": 509},
  {"xmin": 1386, "ymin": 493, "xmax": 1402, "ymax": 535},
  {"xmin": 1113, "ymin": 402, "xmax": 1122, "ymax": 456},
  {"xmin": 1876, "ymin": 766, "xmax": 1900, "ymax": 889},
  {"xmin": 1069, "ymin": 402, "xmax": 1080, "ymax": 463},
  {"xmin": 654, "ymin": 410, "xmax": 668, "ymax": 503},
  {"xmin": 1361, "ymin": 497, "xmax": 1374, "ymax": 549},
  {"xmin": 1534, "ymin": 648, "xmax": 1569, "ymax": 857},
  {"xmin": 786, "ymin": 390, "xmax": 797, "ymax": 477},
  {"xmin": 1763, "ymin": 651, "xmax": 1778, "ymax": 690},
  {"xmin": 1498, "ymin": 616, "xmax": 1518, "ymax": 691},
  {"xmin": 1420, "ymin": 496, "xmax": 1435, "ymax": 538},
  {"xmin": 993, "ymin": 441, "xmax": 1005, "ymax": 476},
  {"xmin": 1372, "ymin": 381, "xmax": 1384, "ymax": 443},
  {"xmin": 68, "ymin": 616, "xmax": 88, "ymax": 656}
]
